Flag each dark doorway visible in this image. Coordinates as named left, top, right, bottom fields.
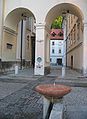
left=71, top=55, right=73, bottom=69
left=57, top=58, right=62, bottom=65
left=31, top=36, right=35, bottom=68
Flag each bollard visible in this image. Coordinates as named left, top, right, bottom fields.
left=15, top=65, right=18, bottom=74
left=62, top=66, right=65, bottom=78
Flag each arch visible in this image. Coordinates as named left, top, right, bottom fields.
left=4, top=7, right=36, bottom=31
left=45, top=3, right=84, bottom=27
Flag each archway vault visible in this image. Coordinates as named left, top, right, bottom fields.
left=4, top=7, right=36, bottom=31
left=45, top=3, right=84, bottom=27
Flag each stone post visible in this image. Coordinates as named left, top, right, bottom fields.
left=62, top=66, right=65, bottom=78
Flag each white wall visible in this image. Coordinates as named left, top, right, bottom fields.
left=4, top=0, right=87, bottom=23
left=50, top=40, right=64, bottom=64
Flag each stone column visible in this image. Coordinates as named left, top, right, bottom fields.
left=62, top=19, right=67, bottom=67
left=34, top=23, right=50, bottom=75
left=34, top=23, right=45, bottom=75
left=0, top=0, right=4, bottom=59
left=44, top=26, right=50, bottom=74
left=22, top=20, right=26, bottom=59
left=16, top=21, right=21, bottom=60
left=16, top=20, right=26, bottom=60
left=83, top=22, right=87, bottom=75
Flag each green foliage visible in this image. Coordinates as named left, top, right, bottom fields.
left=51, top=16, right=63, bottom=29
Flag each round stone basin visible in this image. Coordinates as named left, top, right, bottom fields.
left=35, top=84, right=71, bottom=99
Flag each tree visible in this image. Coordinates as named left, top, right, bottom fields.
left=51, top=16, right=63, bottom=29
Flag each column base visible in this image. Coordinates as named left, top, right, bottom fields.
left=44, top=66, right=50, bottom=75
left=82, top=68, right=87, bottom=76
left=34, top=66, right=50, bottom=76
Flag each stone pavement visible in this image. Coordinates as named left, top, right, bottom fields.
left=0, top=68, right=87, bottom=119
left=0, top=76, right=55, bottom=119
left=63, top=87, right=87, bottom=119
left=47, top=66, right=82, bottom=78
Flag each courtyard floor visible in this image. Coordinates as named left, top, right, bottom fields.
left=0, top=67, right=87, bottom=119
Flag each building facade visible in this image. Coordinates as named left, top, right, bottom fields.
left=50, top=29, right=64, bottom=66
left=0, top=0, right=87, bottom=75
left=63, top=14, right=83, bottom=72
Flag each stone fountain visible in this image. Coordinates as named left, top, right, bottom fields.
left=35, top=84, right=71, bottom=119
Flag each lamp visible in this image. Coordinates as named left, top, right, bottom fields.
left=62, top=10, right=69, bottom=19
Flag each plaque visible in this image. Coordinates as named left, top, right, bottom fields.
left=37, top=57, right=42, bottom=63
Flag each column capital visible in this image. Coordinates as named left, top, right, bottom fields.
left=35, top=22, right=50, bottom=33
left=34, top=22, right=46, bottom=28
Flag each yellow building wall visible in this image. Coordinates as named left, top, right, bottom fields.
left=67, top=44, right=83, bottom=72
left=2, top=30, right=17, bottom=61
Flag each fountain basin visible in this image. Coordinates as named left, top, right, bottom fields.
left=35, top=84, right=71, bottom=100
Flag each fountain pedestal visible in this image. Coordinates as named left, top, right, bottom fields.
left=35, top=84, right=71, bottom=119
left=49, top=99, right=63, bottom=119
left=43, top=97, right=50, bottom=119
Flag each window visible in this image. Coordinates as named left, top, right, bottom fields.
left=52, top=41, right=55, bottom=45
left=52, top=49, right=54, bottom=53
left=69, top=16, right=70, bottom=28
left=50, top=58, right=52, bottom=62
left=59, top=49, right=61, bottom=53
left=70, top=31, right=73, bottom=45
left=77, top=22, right=80, bottom=40
left=7, top=43, right=13, bottom=49
left=58, top=32, right=63, bottom=37
left=73, top=25, right=76, bottom=43
left=68, top=35, right=70, bottom=48
left=51, top=32, right=56, bottom=37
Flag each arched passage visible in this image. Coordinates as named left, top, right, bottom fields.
left=2, top=8, right=36, bottom=73
left=4, top=8, right=35, bottom=30
left=45, top=3, right=84, bottom=27
left=43, top=3, right=84, bottom=75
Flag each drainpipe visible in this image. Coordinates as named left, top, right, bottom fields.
left=20, top=19, right=23, bottom=70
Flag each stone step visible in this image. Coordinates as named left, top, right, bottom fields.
left=55, top=79, right=87, bottom=87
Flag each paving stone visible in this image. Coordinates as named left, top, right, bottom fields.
left=0, top=68, right=86, bottom=119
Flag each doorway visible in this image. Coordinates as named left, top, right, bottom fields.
left=57, top=58, right=62, bottom=65
left=31, top=36, right=35, bottom=68
left=71, top=55, right=73, bottom=69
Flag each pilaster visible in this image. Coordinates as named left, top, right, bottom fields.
left=83, top=22, right=87, bottom=75
left=0, top=0, right=4, bottom=59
